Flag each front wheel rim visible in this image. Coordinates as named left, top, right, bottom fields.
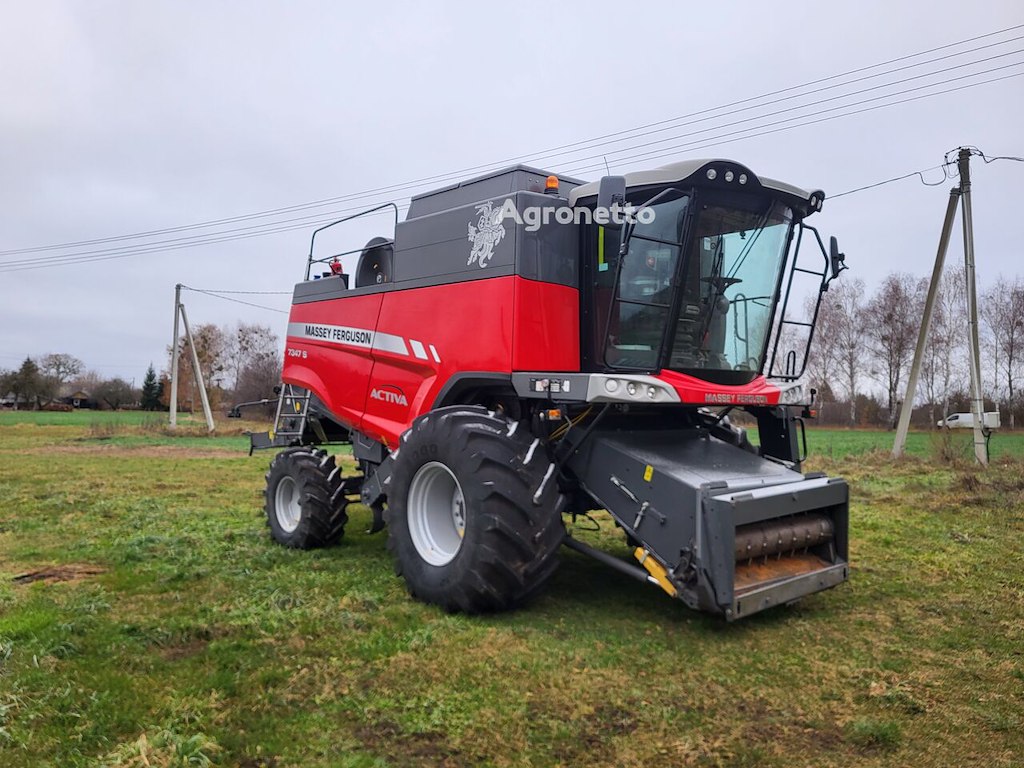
left=407, top=461, right=466, bottom=566
left=275, top=475, right=302, bottom=533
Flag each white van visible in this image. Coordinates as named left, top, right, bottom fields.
left=937, top=411, right=1001, bottom=429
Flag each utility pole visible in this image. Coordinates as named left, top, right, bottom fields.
left=179, top=302, right=215, bottom=432
left=892, top=190, right=959, bottom=457
left=893, top=148, right=987, bottom=464
left=169, top=283, right=181, bottom=428
left=958, top=148, right=988, bottom=465
left=168, top=284, right=216, bottom=433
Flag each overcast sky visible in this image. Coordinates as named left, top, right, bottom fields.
left=2, top=1, right=1022, bottom=384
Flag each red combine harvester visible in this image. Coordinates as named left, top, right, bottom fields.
left=250, top=159, right=849, bottom=620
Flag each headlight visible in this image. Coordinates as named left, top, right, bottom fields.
left=777, top=382, right=810, bottom=405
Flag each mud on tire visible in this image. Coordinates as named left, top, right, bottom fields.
left=265, top=447, right=348, bottom=548
left=386, top=406, right=566, bottom=613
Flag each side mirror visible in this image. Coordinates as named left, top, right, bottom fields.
left=829, top=236, right=847, bottom=280
left=596, top=175, right=626, bottom=231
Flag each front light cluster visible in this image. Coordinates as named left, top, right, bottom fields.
left=777, top=381, right=812, bottom=405
left=595, top=375, right=680, bottom=404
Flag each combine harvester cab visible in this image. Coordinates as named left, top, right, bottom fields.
left=252, top=158, right=850, bottom=621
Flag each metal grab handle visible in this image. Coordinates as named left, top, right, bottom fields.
left=305, top=202, right=400, bottom=280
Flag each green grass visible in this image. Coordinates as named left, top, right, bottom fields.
left=0, top=410, right=171, bottom=427
left=800, top=426, right=1024, bottom=461
left=0, top=416, right=1022, bottom=766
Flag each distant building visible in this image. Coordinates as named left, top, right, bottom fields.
left=0, top=392, right=29, bottom=409
left=62, top=390, right=98, bottom=409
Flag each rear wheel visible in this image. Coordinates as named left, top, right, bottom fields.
left=265, top=447, right=348, bottom=548
left=386, top=406, right=565, bottom=613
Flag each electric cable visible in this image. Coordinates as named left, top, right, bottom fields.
left=179, top=285, right=288, bottom=315
left=561, top=69, right=1024, bottom=177
left=2, top=57, right=1022, bottom=271
left=829, top=166, right=953, bottom=199
left=172, top=288, right=291, bottom=295
left=2, top=23, right=1021, bottom=259
left=4, top=57, right=1021, bottom=268
left=831, top=145, right=1024, bottom=198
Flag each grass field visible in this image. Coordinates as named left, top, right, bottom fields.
left=1, top=413, right=1022, bottom=766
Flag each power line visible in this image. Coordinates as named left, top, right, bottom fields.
left=950, top=145, right=1024, bottom=164
left=3, top=52, right=1020, bottom=270
left=2, top=56, right=1022, bottom=272
left=560, top=69, right=1024, bottom=176
left=2, top=23, right=1021, bottom=259
left=181, top=288, right=292, bottom=295
left=180, top=285, right=288, bottom=315
left=557, top=52, right=1024, bottom=174
left=496, top=36, right=1024, bottom=171
left=830, top=166, right=953, bottom=199
left=0, top=199, right=405, bottom=267
left=3, top=69, right=1020, bottom=275
left=0, top=203, right=410, bottom=273
left=823, top=145, right=1022, bottom=200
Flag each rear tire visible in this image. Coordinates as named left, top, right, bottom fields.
left=265, top=447, right=348, bottom=548
left=386, top=406, right=565, bottom=613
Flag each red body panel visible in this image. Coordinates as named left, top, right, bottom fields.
left=285, top=293, right=382, bottom=431
left=360, top=278, right=517, bottom=447
left=283, top=275, right=785, bottom=446
left=282, top=276, right=581, bottom=447
left=512, top=279, right=580, bottom=371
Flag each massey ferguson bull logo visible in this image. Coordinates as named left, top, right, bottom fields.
left=467, top=200, right=506, bottom=268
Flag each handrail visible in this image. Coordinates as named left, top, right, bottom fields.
left=767, top=223, right=830, bottom=381
left=305, top=202, right=399, bottom=280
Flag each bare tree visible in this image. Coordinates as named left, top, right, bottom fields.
left=921, top=269, right=967, bottom=424
left=39, top=353, right=84, bottom=394
left=191, top=323, right=228, bottom=388
left=68, top=369, right=104, bottom=397
left=225, top=323, right=280, bottom=391
left=981, top=276, right=1024, bottom=429
left=804, top=294, right=839, bottom=405
left=234, top=352, right=283, bottom=416
left=94, top=377, right=137, bottom=410
left=166, top=323, right=228, bottom=410
left=864, top=273, right=927, bottom=427
left=816, top=277, right=867, bottom=425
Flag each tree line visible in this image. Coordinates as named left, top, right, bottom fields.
left=0, top=322, right=281, bottom=414
left=802, top=270, right=1024, bottom=429
left=6, top=275, right=1019, bottom=428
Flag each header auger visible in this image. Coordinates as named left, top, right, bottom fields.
left=250, top=158, right=849, bottom=620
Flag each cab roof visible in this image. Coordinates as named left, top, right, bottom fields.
left=568, top=158, right=825, bottom=216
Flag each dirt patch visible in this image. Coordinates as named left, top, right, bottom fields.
left=355, top=720, right=461, bottom=767
left=160, top=637, right=210, bottom=661
left=37, top=443, right=237, bottom=459
left=12, top=563, right=106, bottom=584
left=238, top=757, right=278, bottom=768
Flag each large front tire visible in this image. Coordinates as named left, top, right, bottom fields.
left=386, top=406, right=565, bottom=613
left=264, top=447, right=348, bottom=548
